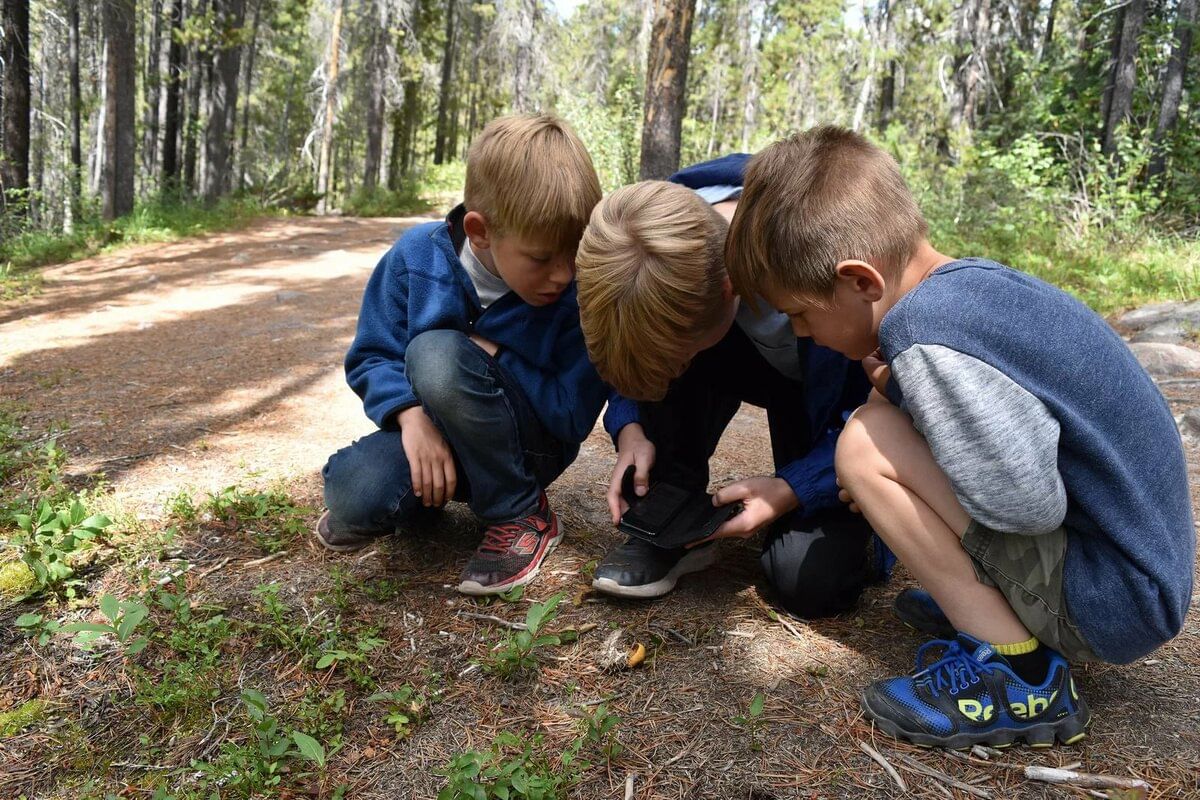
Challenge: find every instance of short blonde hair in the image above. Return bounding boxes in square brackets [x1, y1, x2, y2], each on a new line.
[464, 114, 602, 250]
[726, 125, 927, 302]
[576, 181, 728, 401]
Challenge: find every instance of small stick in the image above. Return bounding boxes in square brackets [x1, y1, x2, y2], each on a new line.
[1023, 766, 1151, 792]
[244, 551, 288, 568]
[456, 611, 527, 630]
[896, 754, 992, 799]
[858, 740, 907, 793]
[198, 557, 232, 579]
[624, 773, 635, 800]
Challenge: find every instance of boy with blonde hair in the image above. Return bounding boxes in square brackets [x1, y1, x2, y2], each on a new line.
[317, 114, 608, 596]
[576, 156, 889, 612]
[726, 125, 1194, 747]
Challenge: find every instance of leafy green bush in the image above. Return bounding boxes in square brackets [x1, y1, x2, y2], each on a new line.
[343, 185, 433, 216]
[480, 592, 569, 678]
[438, 729, 587, 800]
[11, 498, 112, 598]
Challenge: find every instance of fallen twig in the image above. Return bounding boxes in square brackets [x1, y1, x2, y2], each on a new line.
[895, 754, 992, 799]
[858, 740, 907, 793]
[198, 557, 232, 579]
[624, 773, 635, 800]
[244, 551, 288, 568]
[456, 611, 526, 630]
[1023, 765, 1151, 792]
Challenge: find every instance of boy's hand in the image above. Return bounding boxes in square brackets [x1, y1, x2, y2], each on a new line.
[836, 477, 861, 514]
[691, 476, 799, 545]
[469, 334, 499, 357]
[863, 349, 891, 396]
[397, 407, 457, 508]
[607, 423, 656, 524]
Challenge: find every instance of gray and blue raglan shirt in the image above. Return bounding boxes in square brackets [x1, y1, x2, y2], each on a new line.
[880, 259, 1194, 664]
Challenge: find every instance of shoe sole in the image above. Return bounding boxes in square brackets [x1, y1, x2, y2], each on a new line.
[456, 522, 566, 596]
[590, 545, 719, 599]
[862, 690, 1092, 749]
[312, 512, 375, 553]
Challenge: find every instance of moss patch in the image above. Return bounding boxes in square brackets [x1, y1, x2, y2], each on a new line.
[0, 560, 36, 599]
[0, 699, 47, 737]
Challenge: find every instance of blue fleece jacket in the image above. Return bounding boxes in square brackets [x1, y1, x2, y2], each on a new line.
[345, 205, 608, 450]
[603, 154, 870, 514]
[880, 259, 1195, 663]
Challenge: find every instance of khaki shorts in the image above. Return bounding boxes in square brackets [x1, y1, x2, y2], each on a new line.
[961, 521, 1099, 663]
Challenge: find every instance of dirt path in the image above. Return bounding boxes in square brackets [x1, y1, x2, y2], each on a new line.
[1, 217, 1197, 798]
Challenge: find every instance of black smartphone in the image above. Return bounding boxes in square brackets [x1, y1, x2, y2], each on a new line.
[617, 466, 741, 549]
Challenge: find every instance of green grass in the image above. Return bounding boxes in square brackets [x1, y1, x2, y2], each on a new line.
[343, 162, 466, 218]
[0, 196, 276, 296]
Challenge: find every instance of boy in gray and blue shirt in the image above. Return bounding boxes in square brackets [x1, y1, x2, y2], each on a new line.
[726, 126, 1194, 749]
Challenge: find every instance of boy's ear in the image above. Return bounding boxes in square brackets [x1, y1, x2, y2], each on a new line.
[835, 260, 886, 302]
[463, 210, 492, 251]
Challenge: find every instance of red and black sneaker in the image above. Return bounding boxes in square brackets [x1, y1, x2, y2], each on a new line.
[456, 492, 563, 596]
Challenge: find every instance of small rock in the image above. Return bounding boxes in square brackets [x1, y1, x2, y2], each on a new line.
[1117, 300, 1200, 345]
[1181, 408, 1200, 439]
[1128, 342, 1200, 377]
[274, 290, 308, 303]
[231, 252, 253, 264]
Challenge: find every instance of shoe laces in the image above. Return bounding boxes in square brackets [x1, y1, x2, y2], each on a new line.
[478, 520, 534, 556]
[913, 639, 993, 698]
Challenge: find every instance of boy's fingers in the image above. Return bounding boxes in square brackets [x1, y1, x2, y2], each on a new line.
[606, 468, 625, 524]
[633, 456, 651, 497]
[713, 482, 751, 507]
[444, 460, 457, 503]
[430, 462, 445, 507]
[417, 459, 433, 507]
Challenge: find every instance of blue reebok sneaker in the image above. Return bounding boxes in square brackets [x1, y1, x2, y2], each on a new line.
[892, 588, 956, 639]
[862, 633, 1090, 748]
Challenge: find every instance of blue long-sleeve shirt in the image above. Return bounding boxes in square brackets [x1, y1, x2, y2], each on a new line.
[345, 205, 608, 449]
[602, 155, 869, 514]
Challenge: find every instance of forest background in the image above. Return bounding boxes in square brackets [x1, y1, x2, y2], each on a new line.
[0, 0, 1197, 312]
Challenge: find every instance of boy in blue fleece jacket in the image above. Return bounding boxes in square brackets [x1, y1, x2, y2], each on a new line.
[316, 114, 608, 596]
[575, 157, 891, 615]
[726, 126, 1194, 748]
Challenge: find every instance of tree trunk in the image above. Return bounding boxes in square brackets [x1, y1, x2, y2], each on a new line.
[1101, 0, 1146, 156]
[316, 0, 345, 214]
[639, 0, 697, 180]
[738, 0, 762, 149]
[103, 0, 137, 219]
[236, 0, 262, 191]
[1038, 0, 1059, 60]
[1, 0, 31, 212]
[1148, 0, 1196, 181]
[876, 0, 897, 132]
[433, 0, 456, 165]
[161, 0, 185, 189]
[203, 0, 245, 202]
[396, 0, 425, 178]
[142, 0, 164, 186]
[183, 0, 209, 194]
[512, 0, 538, 112]
[68, 0, 83, 223]
[363, 0, 387, 189]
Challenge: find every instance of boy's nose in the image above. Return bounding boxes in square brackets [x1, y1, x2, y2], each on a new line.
[550, 254, 574, 286]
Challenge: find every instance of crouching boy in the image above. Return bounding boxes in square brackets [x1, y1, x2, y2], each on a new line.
[316, 114, 607, 596]
[726, 126, 1195, 748]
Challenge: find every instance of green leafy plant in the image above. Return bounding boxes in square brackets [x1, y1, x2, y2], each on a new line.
[62, 593, 151, 655]
[480, 592, 566, 678]
[12, 498, 111, 597]
[368, 684, 433, 739]
[14, 611, 61, 645]
[578, 703, 622, 762]
[732, 691, 766, 752]
[437, 729, 585, 800]
[206, 484, 311, 553]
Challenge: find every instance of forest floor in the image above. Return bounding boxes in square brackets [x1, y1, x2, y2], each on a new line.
[0, 215, 1197, 799]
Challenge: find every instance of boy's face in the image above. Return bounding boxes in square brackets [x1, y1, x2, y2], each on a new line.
[489, 233, 576, 306]
[764, 261, 886, 360]
[464, 210, 575, 306]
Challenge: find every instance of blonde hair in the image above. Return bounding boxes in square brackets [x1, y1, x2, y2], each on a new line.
[726, 125, 927, 302]
[576, 181, 728, 401]
[464, 114, 602, 250]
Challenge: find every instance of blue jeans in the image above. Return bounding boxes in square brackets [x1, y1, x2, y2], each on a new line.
[322, 330, 573, 531]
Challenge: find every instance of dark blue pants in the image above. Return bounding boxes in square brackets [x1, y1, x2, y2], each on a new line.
[639, 323, 878, 618]
[322, 330, 573, 532]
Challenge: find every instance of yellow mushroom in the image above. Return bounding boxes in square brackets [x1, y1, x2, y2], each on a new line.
[626, 642, 646, 668]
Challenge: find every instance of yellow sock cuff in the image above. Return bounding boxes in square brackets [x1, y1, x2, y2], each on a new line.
[993, 636, 1040, 656]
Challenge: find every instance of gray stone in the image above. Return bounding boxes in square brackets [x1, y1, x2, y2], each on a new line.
[1129, 342, 1200, 377]
[1116, 300, 1200, 345]
[1182, 408, 1200, 439]
[275, 290, 308, 304]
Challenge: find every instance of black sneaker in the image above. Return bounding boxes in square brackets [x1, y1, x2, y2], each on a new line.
[893, 588, 957, 639]
[591, 537, 718, 599]
[456, 492, 563, 596]
[312, 510, 387, 553]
